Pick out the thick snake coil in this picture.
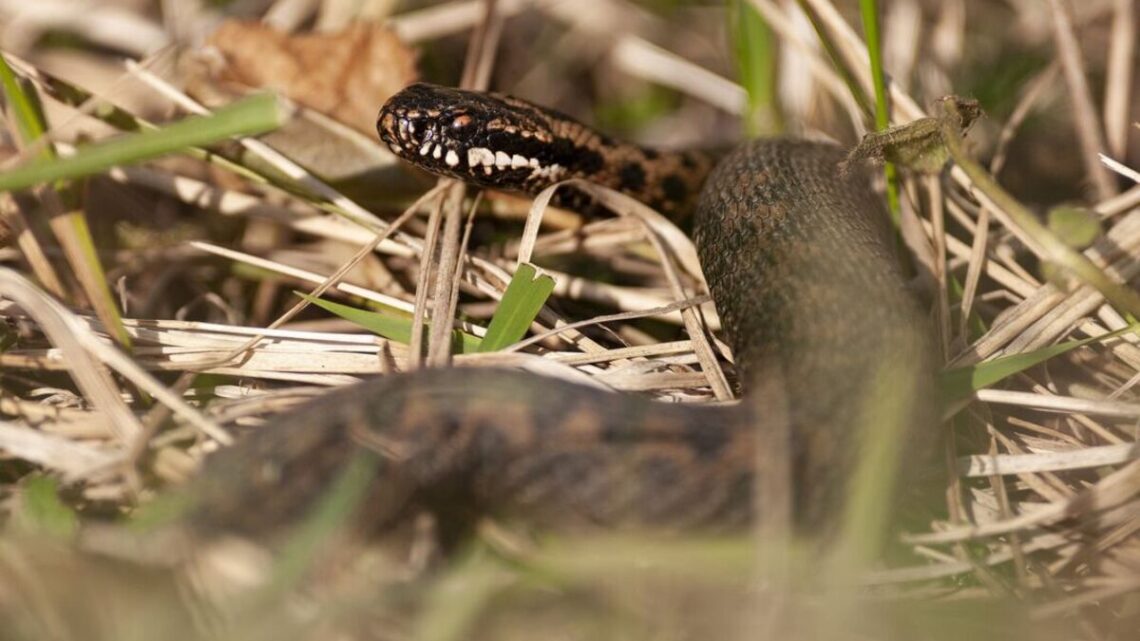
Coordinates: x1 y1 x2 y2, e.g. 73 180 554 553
186 84 939 544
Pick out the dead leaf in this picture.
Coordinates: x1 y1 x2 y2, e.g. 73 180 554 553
204 21 417 135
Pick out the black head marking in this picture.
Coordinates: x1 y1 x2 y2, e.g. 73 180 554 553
662 174 688 203
619 161 647 192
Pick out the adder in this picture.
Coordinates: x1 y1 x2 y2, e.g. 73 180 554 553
184 83 940 546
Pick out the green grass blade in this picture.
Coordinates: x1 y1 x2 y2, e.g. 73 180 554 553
0 54 48 152
13 476 79 539
939 323 1140 402
796 1 874 118
730 0 782 136
268 450 379 592
478 264 555 353
834 361 918 568
417 553 511 641
858 0 901 221
297 292 483 354
1 53 133 347
0 93 285 193
54 210 132 347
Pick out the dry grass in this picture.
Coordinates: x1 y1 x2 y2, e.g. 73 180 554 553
1 0 1139 639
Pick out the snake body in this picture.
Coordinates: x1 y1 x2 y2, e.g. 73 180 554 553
186 84 938 542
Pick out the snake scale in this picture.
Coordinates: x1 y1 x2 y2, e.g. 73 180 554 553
185 83 939 545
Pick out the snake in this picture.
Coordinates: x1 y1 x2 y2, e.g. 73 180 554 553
184 83 939 545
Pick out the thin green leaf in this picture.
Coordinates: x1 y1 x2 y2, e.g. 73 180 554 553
2 53 132 347
835 360 921 568
14 65 330 201
16 476 79 539
417 553 511 641
0 54 48 153
268 450 379 592
939 324 1140 402
53 210 132 348
730 0 782 136
0 93 285 193
479 264 556 353
297 292 483 354
795 1 874 119
1047 205 1102 250
858 0 901 221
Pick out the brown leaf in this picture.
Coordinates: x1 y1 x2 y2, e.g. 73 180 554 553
205 21 417 135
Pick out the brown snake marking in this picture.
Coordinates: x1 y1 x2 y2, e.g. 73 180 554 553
185 83 939 545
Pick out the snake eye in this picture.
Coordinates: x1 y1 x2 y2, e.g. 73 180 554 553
451 114 472 129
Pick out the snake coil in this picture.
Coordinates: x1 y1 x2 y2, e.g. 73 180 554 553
186 83 939 544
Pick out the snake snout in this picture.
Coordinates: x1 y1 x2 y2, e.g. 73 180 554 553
377 108 421 157
377 111 400 147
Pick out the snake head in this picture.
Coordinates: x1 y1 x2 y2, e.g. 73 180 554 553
377 83 576 192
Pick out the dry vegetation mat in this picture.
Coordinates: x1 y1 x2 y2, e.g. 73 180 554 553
1 0 1139 639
